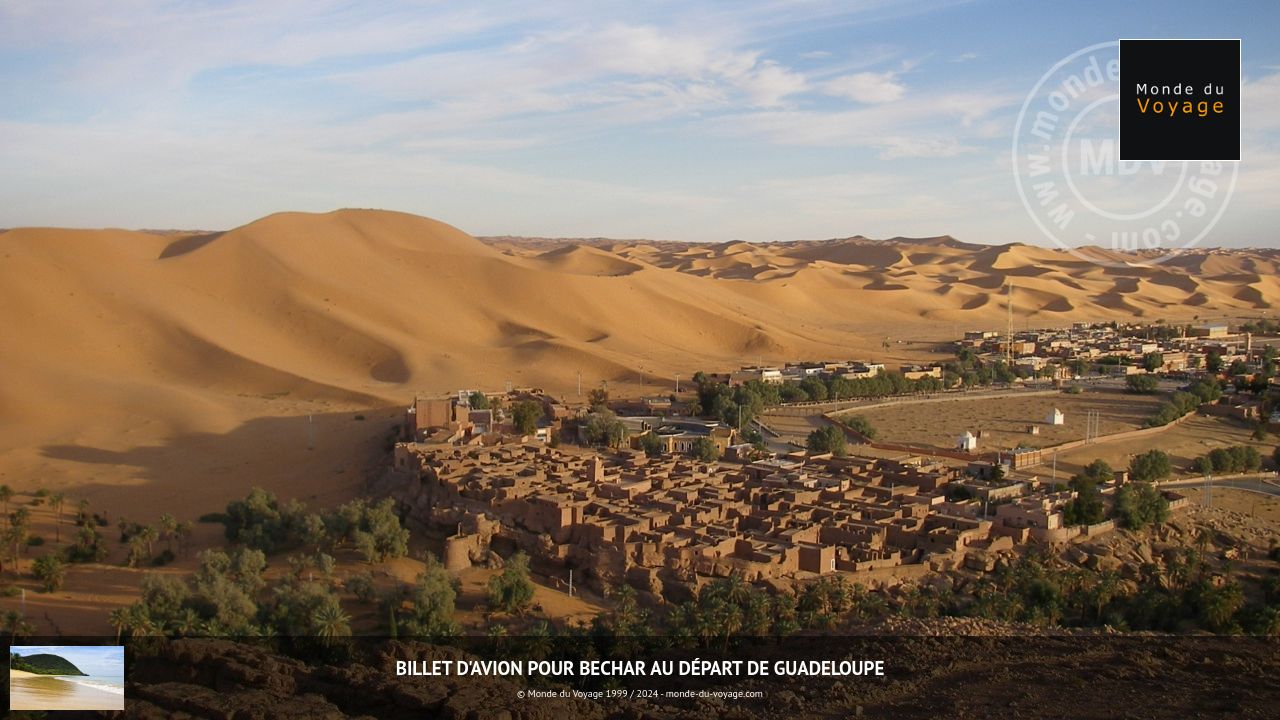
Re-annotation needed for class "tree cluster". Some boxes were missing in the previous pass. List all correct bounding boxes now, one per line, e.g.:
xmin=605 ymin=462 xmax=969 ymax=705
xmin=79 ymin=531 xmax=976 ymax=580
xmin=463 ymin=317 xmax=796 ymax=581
xmin=1191 ymin=445 xmax=1262 ymax=475
xmin=1145 ymin=380 xmax=1221 ymax=427
xmin=220 ymin=488 xmax=409 ymax=563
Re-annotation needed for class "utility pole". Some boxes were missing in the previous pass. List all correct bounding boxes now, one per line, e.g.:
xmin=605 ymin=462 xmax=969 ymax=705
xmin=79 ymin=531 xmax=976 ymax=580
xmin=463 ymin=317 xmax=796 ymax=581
xmin=1006 ymin=281 xmax=1015 ymax=365
xmin=675 ymin=374 xmax=680 ymax=394
xmin=577 ymin=370 xmax=582 ymax=398
xmin=568 ymin=569 xmax=574 ymax=598
xmin=307 ymin=414 xmax=315 ymax=450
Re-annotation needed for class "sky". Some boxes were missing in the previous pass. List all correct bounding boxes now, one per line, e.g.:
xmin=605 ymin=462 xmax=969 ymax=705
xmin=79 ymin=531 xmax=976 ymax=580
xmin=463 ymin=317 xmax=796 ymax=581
xmin=1 ymin=0 xmax=1277 ymax=246
xmin=12 ymin=645 xmax=124 ymax=677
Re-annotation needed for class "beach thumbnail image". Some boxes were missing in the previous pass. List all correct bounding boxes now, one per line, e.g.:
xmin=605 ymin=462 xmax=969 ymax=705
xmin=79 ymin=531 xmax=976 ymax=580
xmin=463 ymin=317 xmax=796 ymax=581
xmin=9 ymin=645 xmax=124 ymax=711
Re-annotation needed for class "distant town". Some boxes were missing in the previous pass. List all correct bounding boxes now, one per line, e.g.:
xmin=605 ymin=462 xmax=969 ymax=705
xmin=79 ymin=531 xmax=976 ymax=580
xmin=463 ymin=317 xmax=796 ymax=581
xmin=374 ymin=319 xmax=1280 ymax=599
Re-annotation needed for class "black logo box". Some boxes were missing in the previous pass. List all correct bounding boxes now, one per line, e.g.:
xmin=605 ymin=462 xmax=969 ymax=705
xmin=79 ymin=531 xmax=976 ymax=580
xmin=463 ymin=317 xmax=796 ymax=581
xmin=1120 ymin=39 xmax=1240 ymax=161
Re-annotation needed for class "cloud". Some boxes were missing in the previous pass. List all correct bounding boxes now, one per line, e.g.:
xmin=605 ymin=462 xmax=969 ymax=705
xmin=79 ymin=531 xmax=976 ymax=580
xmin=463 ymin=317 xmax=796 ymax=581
xmin=823 ymin=71 xmax=906 ymax=103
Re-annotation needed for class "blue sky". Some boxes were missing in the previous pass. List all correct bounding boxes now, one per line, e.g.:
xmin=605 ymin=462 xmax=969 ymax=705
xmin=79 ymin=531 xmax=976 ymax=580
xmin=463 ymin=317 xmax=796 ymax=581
xmin=1 ymin=0 xmax=1277 ymax=245
xmin=12 ymin=645 xmax=124 ymax=677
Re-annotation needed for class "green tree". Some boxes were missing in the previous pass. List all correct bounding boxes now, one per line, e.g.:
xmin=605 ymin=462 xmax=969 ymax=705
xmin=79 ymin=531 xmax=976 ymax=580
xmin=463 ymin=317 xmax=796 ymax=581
xmin=175 ymin=520 xmax=194 ymax=558
xmin=403 ymin=554 xmax=459 ymax=637
xmin=587 ymin=387 xmax=610 ymax=410
xmin=806 ymin=425 xmax=847 ymax=456
xmin=108 ymin=606 xmax=130 ymax=643
xmin=511 ymin=400 xmax=542 ymax=435
xmin=639 ymin=432 xmax=664 ymax=458
xmin=1142 ymin=352 xmax=1164 ymax=372
xmin=584 ymin=410 xmax=628 ymax=448
xmin=1112 ymin=482 xmax=1170 ymax=531
xmin=842 ymin=415 xmax=877 ymax=439
xmin=691 ymin=437 xmax=720 ymax=463
xmin=32 ymin=554 xmax=66 ymax=592
xmin=0 ymin=485 xmax=11 ymax=525
xmin=158 ymin=514 xmax=178 ymax=553
xmin=1128 ymin=449 xmax=1172 ymax=483
xmin=468 ymin=391 xmax=490 ymax=410
xmin=487 ymin=552 xmax=535 ymax=616
xmin=1125 ymin=374 xmax=1159 ymax=394
xmin=49 ymin=492 xmax=65 ymax=543
xmin=345 ymin=571 xmax=377 ymax=603
xmin=311 ymin=595 xmax=351 ymax=639
xmin=1064 ymin=472 xmax=1105 ymax=526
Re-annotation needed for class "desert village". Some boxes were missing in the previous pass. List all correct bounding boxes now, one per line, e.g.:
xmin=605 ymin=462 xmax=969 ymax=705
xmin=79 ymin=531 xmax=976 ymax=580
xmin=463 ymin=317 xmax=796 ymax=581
xmin=366 ymin=319 xmax=1280 ymax=600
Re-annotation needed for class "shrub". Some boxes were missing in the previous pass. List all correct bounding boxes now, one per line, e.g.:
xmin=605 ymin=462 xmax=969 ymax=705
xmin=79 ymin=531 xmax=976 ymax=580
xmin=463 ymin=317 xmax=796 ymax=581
xmin=198 ymin=512 xmax=228 ymax=524
xmin=843 ymin=415 xmax=877 ymax=440
xmin=1125 ymin=374 xmax=1159 ymax=394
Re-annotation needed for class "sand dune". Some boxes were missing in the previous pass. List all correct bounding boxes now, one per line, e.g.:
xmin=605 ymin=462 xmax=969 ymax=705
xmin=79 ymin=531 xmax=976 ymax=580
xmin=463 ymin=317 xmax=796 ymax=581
xmin=2 ymin=208 xmax=1277 ymax=525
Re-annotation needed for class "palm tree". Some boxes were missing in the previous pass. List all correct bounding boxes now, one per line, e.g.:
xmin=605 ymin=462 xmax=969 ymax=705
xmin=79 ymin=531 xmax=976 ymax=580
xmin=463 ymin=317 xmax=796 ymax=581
xmin=49 ymin=492 xmax=65 ymax=543
xmin=312 ymin=599 xmax=351 ymax=639
xmin=7 ymin=510 xmax=29 ymax=559
xmin=522 ymin=620 xmax=555 ymax=661
xmin=126 ymin=535 xmax=148 ymax=568
xmin=109 ymin=606 xmax=131 ymax=643
xmin=158 ymin=514 xmax=177 ymax=553
xmin=175 ymin=520 xmax=193 ymax=557
xmin=3 ymin=609 xmax=32 ymax=642
xmin=171 ymin=607 xmax=201 ymax=637
xmin=127 ymin=604 xmax=159 ymax=637
xmin=0 ymin=485 xmax=12 ymax=527
xmin=140 ymin=525 xmax=158 ymax=558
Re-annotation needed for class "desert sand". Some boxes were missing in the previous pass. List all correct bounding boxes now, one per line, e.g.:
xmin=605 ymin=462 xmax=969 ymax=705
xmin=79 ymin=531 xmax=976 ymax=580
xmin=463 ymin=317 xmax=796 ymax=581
xmin=2 ymin=208 xmax=1278 ymax=633
xmin=9 ymin=669 xmax=124 ymax=711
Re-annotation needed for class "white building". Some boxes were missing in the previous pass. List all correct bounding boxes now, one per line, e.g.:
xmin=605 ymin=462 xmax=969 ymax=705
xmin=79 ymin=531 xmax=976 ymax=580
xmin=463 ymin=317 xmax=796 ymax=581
xmin=1046 ymin=408 xmax=1065 ymax=426
xmin=957 ymin=430 xmax=978 ymax=452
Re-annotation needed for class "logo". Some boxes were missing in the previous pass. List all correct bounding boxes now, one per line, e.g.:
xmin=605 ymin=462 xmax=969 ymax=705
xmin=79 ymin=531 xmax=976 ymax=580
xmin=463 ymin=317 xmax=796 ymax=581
xmin=1012 ymin=41 xmax=1237 ymax=265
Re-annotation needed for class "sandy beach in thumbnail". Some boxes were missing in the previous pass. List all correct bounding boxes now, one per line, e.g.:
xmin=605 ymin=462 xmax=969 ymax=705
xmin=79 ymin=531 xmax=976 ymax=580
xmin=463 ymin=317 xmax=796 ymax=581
xmin=9 ymin=669 xmax=124 ymax=711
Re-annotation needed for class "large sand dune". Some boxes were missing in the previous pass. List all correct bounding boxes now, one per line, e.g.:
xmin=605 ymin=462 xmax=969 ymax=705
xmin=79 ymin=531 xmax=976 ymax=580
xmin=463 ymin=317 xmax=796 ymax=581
xmin=2 ymin=208 xmax=1276 ymax=519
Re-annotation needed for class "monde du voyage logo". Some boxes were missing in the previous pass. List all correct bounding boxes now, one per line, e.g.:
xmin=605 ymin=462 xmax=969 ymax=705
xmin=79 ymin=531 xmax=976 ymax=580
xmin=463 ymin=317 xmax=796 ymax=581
xmin=1013 ymin=40 xmax=1240 ymax=265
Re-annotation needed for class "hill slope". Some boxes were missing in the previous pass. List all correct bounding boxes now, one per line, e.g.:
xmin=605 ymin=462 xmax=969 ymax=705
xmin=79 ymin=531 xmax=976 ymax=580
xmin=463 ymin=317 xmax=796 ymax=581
xmin=11 ymin=653 xmax=88 ymax=676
